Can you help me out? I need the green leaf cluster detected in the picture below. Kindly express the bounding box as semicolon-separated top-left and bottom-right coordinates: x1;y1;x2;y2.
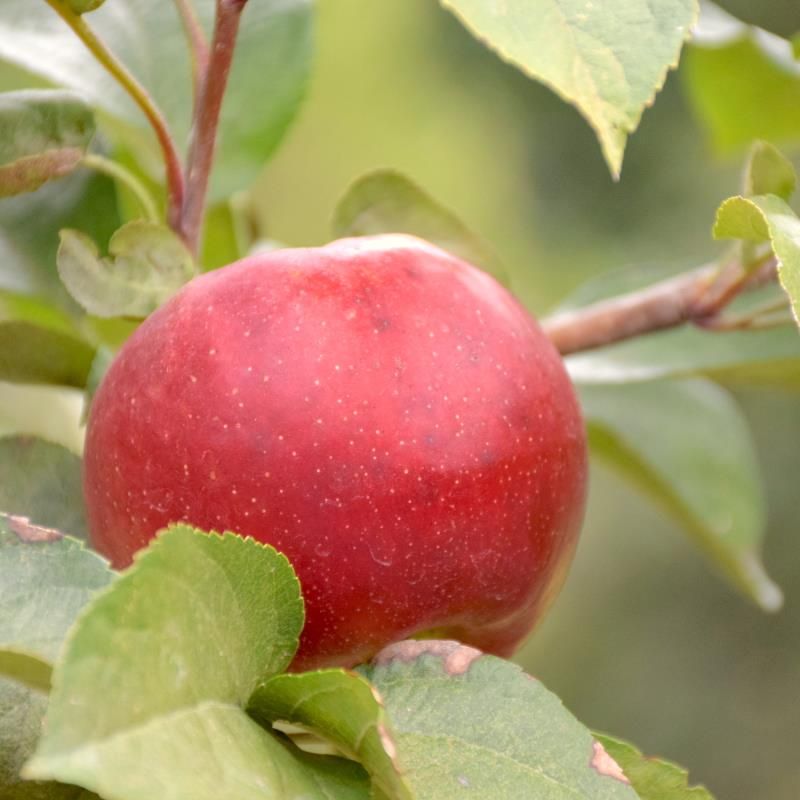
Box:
0;0;312;409
1;521;711;799
711;142;800;327
0;0;312;202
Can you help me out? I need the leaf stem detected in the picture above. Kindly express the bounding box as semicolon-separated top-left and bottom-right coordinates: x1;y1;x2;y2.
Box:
181;0;248;258
173;0;210;102
542;257;779;355
82;154;160;223
44;0;185;233
696;295;793;332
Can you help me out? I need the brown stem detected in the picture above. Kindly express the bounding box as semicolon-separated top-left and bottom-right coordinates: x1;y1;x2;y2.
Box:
542;258;779;356
174;0;210;102
45;0;185;233
181;0;247;257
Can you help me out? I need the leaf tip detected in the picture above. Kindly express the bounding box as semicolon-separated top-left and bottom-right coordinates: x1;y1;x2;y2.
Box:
744;554;784;612
760;584;784;613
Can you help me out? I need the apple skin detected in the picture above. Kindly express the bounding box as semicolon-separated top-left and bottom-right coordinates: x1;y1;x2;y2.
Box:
84;234;587;671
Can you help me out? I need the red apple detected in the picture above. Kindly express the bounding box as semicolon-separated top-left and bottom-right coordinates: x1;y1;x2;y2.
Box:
83;235;587;671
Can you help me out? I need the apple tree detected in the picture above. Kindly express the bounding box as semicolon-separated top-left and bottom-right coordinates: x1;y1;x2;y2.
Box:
0;1;798;799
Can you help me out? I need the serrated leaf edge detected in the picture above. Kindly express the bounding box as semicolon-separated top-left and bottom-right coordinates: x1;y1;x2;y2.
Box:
440;0;700;177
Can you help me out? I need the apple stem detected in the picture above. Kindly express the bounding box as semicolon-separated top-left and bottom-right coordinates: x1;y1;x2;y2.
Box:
542;256;781;355
173;0;210;105
181;0;248;259
43;0;186;235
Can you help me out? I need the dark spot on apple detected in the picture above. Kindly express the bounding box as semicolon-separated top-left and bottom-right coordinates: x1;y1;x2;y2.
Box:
479;448;496;466
417;477;441;503
373;317;391;332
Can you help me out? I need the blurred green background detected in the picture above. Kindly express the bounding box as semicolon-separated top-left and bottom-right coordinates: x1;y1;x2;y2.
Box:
254;2;799;798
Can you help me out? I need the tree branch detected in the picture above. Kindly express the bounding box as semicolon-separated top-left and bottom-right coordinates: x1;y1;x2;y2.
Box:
542;257;780;356
181;0;248;257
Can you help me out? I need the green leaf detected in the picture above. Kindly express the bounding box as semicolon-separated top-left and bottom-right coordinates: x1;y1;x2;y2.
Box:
251;669;413;800
594;733;715;800
0;291;77;337
0;514;112;691
714;194;800;326
0;167;121;309
713;196;769;241
742;141;796;200
0;323;93;389
0;0;313;200
65;0;106;13
37;702;371;800
684;2;800;153
23;526;370;800
0;436;88;540
556;264;800;388
0;90;95;198
0;291;95;387
333;169;507;284
357;640;639;799
0;322;92;388
57;222;196;318
581;379;781;612
1;676;99;799
0;526;351;800
566;326;800;387
440;0;697;177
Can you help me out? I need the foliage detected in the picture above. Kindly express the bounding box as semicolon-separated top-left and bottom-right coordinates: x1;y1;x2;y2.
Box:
440;0;698;177
0;0;798;798
0;90;95;198
0;0;312;201
57;222;196;318
684;1;800;153
333;169;507;283
7;525;648;799
581;379;779;611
